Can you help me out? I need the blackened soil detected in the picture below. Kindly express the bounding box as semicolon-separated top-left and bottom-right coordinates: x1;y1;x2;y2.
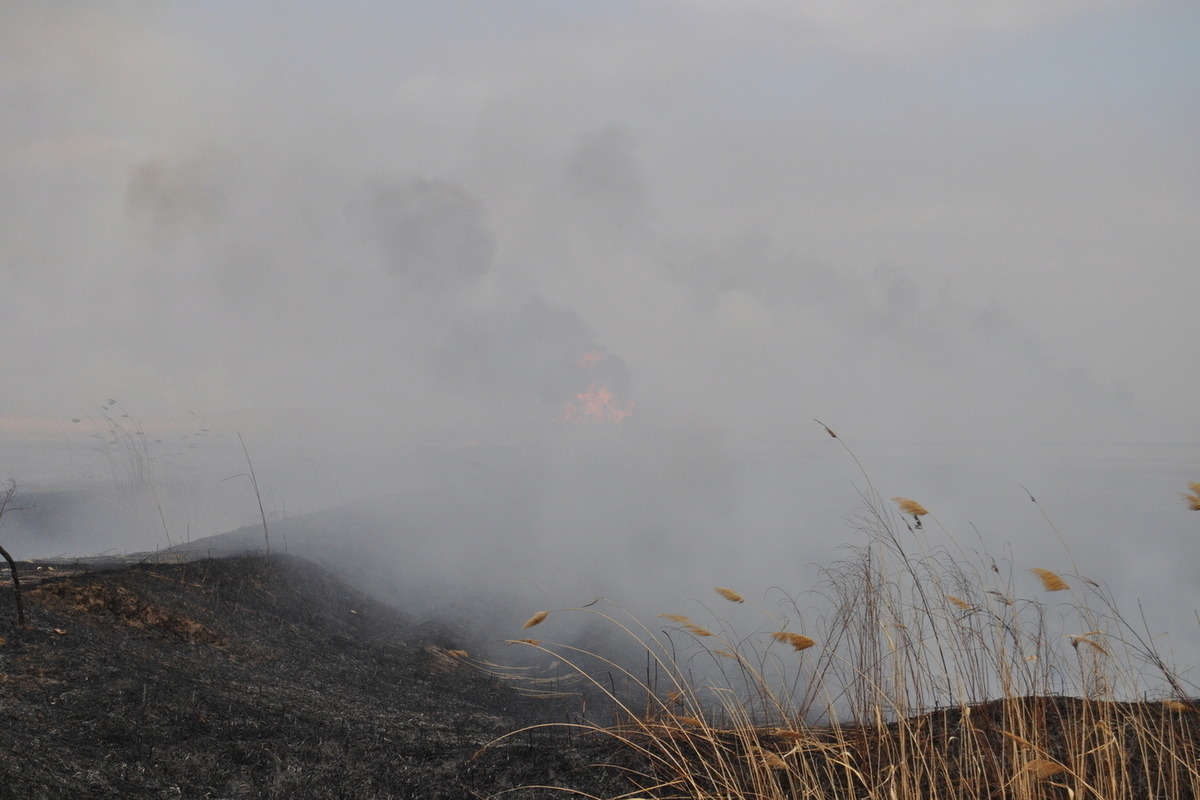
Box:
0;555;644;799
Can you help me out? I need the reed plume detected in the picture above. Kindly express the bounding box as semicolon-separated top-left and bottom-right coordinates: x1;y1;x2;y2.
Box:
715;587;745;604
1030;567;1069;592
892;497;929;517
769;631;816;652
1182;481;1200;510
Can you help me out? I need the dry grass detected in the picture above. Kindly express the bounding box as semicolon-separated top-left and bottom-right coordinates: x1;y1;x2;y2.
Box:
716;587;745;604
768;632;816;652
892;497;929;517
521;610;550;629
1182;482;1200;511
1030;567;1070;592
497;439;1200;799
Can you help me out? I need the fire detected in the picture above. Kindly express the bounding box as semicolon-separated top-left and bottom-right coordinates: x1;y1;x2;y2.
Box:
556;348;634;424
561;383;634;425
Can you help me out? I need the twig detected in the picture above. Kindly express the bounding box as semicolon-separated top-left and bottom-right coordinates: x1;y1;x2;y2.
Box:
237;433;270;556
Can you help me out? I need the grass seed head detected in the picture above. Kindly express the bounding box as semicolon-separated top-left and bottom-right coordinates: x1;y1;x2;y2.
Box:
1030;568;1069;592
770;631;816;651
715;587;745;604
946;595;972;610
522;611;549;629
1182;484;1200;510
892;497;929;516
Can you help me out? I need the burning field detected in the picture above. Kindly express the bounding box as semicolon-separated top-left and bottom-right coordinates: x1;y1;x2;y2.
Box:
0;554;642;799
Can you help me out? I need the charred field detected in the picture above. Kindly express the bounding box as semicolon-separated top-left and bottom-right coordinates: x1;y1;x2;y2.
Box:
2;477;1200;799
0;554;643;799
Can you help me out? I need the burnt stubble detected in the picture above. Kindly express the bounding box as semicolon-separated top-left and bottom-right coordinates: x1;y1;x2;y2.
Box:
0;556;641;799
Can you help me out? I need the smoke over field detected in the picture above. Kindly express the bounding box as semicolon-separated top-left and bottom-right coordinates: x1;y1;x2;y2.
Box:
1;1;1199;680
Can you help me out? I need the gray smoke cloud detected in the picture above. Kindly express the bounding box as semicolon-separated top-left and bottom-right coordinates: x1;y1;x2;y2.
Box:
369;178;494;292
2;2;1199;673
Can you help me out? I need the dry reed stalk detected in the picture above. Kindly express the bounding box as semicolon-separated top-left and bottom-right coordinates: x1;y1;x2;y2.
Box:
715;587;745;604
1026;759;1067;778
1069;635;1110;656
672;715;705;728
999;730;1038;750
521;611;549;629
495;438;1200;800
1030;567;1069;592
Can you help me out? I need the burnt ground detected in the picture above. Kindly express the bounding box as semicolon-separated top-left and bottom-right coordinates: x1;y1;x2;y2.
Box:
0;555;646;799
5;553;1199;800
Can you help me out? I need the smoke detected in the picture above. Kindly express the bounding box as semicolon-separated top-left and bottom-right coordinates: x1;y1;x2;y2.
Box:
2;2;1199;671
369;178;494;292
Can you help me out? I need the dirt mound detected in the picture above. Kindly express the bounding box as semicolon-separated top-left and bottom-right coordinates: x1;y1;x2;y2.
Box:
0;555;641;799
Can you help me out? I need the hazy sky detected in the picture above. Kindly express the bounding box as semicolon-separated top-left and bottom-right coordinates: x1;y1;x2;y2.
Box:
3;0;1198;444
2;2;1200;671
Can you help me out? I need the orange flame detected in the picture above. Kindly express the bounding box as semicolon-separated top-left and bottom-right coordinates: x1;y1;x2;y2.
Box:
561;383;634;425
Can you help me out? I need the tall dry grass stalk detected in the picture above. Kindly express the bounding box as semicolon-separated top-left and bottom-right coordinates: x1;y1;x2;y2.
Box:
490;433;1200;799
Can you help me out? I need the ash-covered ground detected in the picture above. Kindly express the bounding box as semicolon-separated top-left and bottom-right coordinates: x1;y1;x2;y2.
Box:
0;554;645;799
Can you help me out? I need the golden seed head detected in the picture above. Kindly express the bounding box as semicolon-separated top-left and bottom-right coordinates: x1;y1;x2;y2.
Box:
892;497;929;516
769;631;816;651
946;595;972;610
715;587;745;604
522;611;549;629
658;613;691;624
1030;568;1069;592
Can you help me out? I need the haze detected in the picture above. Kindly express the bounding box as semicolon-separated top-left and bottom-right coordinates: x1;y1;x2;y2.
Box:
2;2;1198;669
